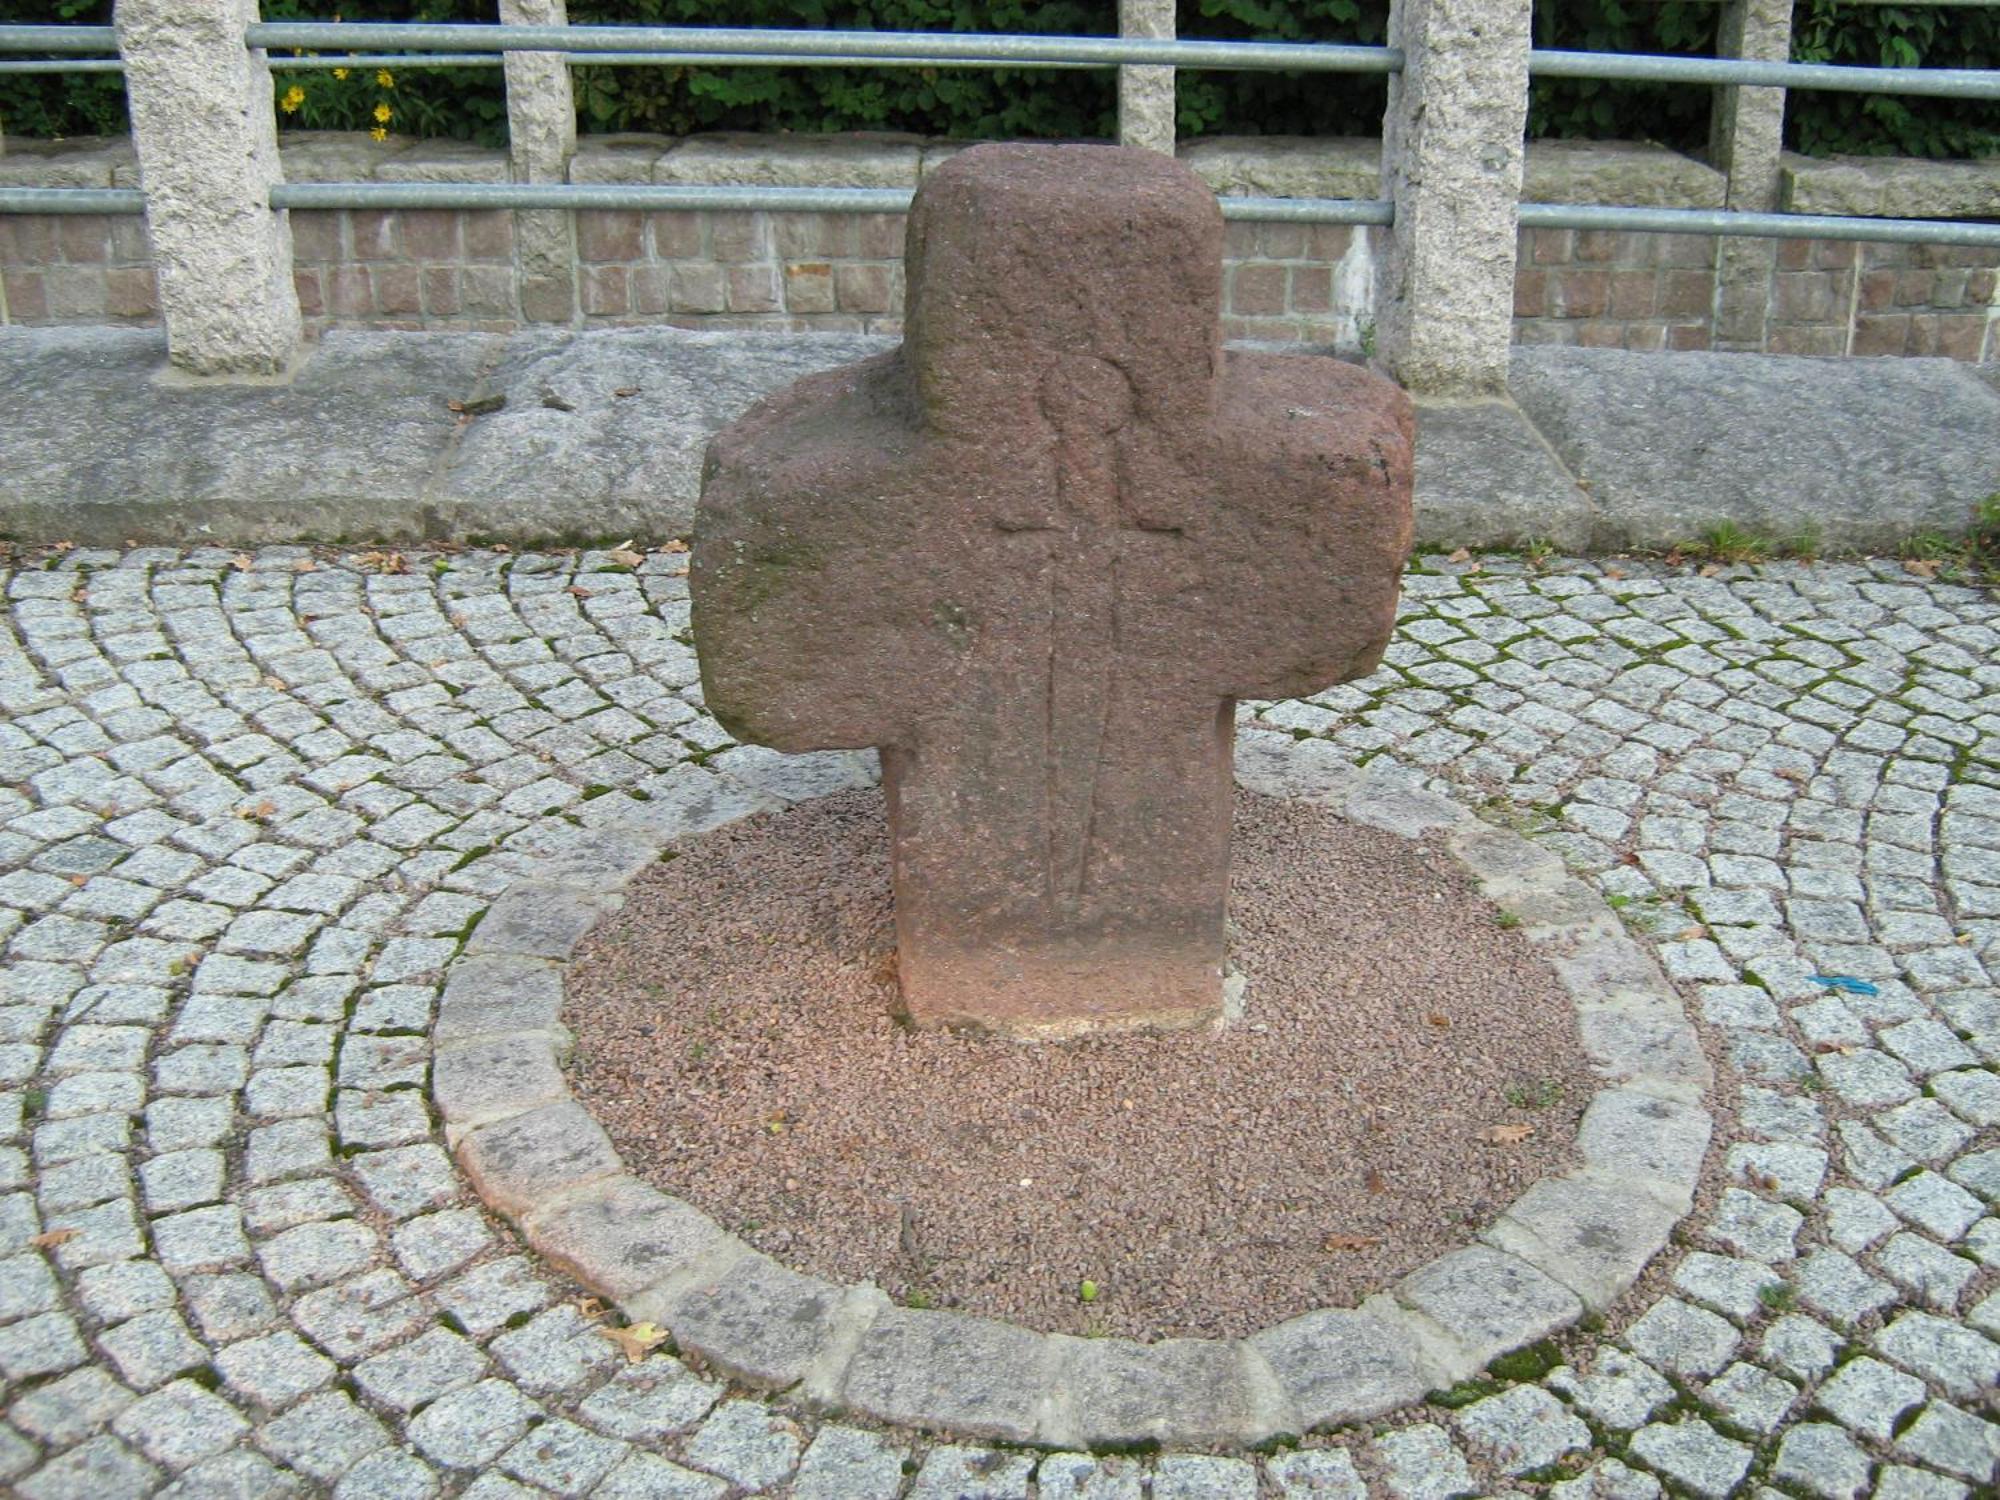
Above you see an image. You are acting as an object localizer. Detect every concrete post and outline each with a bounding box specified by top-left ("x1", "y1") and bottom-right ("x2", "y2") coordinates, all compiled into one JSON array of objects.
[
  {"x1": 1117, "y1": 0, "x2": 1176, "y2": 154},
  {"x1": 502, "y1": 0, "x2": 578, "y2": 323},
  {"x1": 1709, "y1": 0, "x2": 1790, "y2": 350},
  {"x1": 114, "y1": 0, "x2": 300, "y2": 375},
  {"x1": 1375, "y1": 0, "x2": 1531, "y2": 395}
]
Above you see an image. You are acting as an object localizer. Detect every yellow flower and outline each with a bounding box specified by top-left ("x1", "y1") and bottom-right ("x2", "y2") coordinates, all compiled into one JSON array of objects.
[
  {"x1": 280, "y1": 85, "x2": 306, "y2": 114},
  {"x1": 373, "y1": 102, "x2": 393, "y2": 124},
  {"x1": 333, "y1": 66, "x2": 349, "y2": 80},
  {"x1": 376, "y1": 69, "x2": 394, "y2": 88},
  {"x1": 370, "y1": 126, "x2": 388, "y2": 142}
]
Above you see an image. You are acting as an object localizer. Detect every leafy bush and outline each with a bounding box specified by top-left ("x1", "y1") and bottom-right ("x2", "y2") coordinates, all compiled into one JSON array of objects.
[{"x1": 0, "y1": 0, "x2": 1991, "y2": 159}]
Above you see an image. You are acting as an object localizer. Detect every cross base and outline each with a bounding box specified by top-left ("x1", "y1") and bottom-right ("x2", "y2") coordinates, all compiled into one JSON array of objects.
[{"x1": 894, "y1": 935, "x2": 1225, "y2": 1041}]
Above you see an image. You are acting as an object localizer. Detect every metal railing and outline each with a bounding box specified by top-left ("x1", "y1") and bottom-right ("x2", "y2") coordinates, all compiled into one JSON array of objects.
[
  {"x1": 4, "y1": 20, "x2": 1993, "y2": 236},
  {"x1": 1, "y1": 11, "x2": 1995, "y2": 375}
]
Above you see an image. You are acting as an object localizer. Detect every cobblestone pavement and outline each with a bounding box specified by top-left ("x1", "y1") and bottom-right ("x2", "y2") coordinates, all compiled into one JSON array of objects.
[{"x1": 0, "y1": 544, "x2": 1994, "y2": 1499}]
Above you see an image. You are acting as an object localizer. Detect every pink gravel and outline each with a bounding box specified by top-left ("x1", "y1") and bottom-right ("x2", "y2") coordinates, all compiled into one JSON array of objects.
[{"x1": 566, "y1": 787, "x2": 1590, "y2": 1340}]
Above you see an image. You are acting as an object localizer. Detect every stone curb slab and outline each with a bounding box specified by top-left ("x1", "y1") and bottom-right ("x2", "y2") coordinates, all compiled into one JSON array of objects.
[
  {"x1": 6, "y1": 326, "x2": 1988, "y2": 552},
  {"x1": 426, "y1": 735, "x2": 1710, "y2": 1448}
]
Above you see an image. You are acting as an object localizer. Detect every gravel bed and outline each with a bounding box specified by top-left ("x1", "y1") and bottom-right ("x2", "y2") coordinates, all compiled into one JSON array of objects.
[{"x1": 567, "y1": 786, "x2": 1591, "y2": 1340}]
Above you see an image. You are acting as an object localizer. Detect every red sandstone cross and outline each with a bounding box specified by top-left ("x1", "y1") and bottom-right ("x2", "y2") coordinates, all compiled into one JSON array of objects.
[{"x1": 692, "y1": 144, "x2": 1414, "y2": 1038}]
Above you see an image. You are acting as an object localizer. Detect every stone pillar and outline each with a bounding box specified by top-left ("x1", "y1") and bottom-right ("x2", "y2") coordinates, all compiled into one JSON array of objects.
[
  {"x1": 503, "y1": 0, "x2": 578, "y2": 323},
  {"x1": 1375, "y1": 0, "x2": 1531, "y2": 395},
  {"x1": 1117, "y1": 0, "x2": 1175, "y2": 154},
  {"x1": 114, "y1": 0, "x2": 300, "y2": 375},
  {"x1": 1709, "y1": 0, "x2": 1790, "y2": 350}
]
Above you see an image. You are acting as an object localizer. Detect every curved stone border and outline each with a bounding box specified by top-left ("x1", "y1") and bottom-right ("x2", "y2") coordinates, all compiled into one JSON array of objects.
[{"x1": 432, "y1": 734, "x2": 1714, "y2": 1449}]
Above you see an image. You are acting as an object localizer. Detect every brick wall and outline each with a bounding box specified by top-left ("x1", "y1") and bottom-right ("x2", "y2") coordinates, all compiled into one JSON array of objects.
[{"x1": 3, "y1": 136, "x2": 1996, "y2": 361}]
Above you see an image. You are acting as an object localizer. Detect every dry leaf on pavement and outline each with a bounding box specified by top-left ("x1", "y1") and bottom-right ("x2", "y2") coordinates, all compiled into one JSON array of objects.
[
  {"x1": 1323, "y1": 1232, "x2": 1383, "y2": 1252},
  {"x1": 598, "y1": 1321, "x2": 670, "y2": 1363},
  {"x1": 1478, "y1": 1123, "x2": 1536, "y2": 1146}
]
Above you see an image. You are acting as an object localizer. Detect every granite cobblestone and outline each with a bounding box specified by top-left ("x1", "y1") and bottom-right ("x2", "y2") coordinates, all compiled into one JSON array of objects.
[{"x1": 0, "y1": 548, "x2": 1995, "y2": 1496}]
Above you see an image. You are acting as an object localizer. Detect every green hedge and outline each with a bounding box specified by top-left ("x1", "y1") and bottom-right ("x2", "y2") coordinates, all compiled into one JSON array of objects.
[{"x1": 1, "y1": 1, "x2": 1993, "y2": 159}]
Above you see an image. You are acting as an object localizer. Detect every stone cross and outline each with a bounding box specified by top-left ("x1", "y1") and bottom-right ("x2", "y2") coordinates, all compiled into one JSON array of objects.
[{"x1": 692, "y1": 143, "x2": 1414, "y2": 1038}]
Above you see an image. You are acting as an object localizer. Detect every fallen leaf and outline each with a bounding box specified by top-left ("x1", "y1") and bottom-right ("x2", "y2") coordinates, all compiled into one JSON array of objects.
[
  {"x1": 1364, "y1": 1169, "x2": 1388, "y2": 1195},
  {"x1": 231, "y1": 553, "x2": 253, "y2": 571},
  {"x1": 1815, "y1": 1041, "x2": 1856, "y2": 1056},
  {"x1": 1604, "y1": 566, "x2": 1626, "y2": 581},
  {"x1": 29, "y1": 1227, "x2": 80, "y2": 1248},
  {"x1": 597, "y1": 1321, "x2": 670, "y2": 1364},
  {"x1": 613, "y1": 386, "x2": 640, "y2": 398},
  {"x1": 1323, "y1": 1233, "x2": 1383, "y2": 1252},
  {"x1": 660, "y1": 539, "x2": 691, "y2": 554},
  {"x1": 291, "y1": 557, "x2": 318, "y2": 573},
  {"x1": 567, "y1": 586, "x2": 594, "y2": 599},
  {"x1": 1426, "y1": 1012, "x2": 1451, "y2": 1029},
  {"x1": 1775, "y1": 767, "x2": 1809, "y2": 784},
  {"x1": 51, "y1": 540, "x2": 74, "y2": 553},
  {"x1": 1677, "y1": 925, "x2": 1706, "y2": 942},
  {"x1": 607, "y1": 549, "x2": 645, "y2": 569},
  {"x1": 68, "y1": 875, "x2": 88, "y2": 887},
  {"x1": 1698, "y1": 563, "x2": 1722, "y2": 577},
  {"x1": 1445, "y1": 547, "x2": 1471, "y2": 563},
  {"x1": 1903, "y1": 558, "x2": 1941, "y2": 578},
  {"x1": 574, "y1": 1296, "x2": 606, "y2": 1322},
  {"x1": 1478, "y1": 1123, "x2": 1536, "y2": 1146}
]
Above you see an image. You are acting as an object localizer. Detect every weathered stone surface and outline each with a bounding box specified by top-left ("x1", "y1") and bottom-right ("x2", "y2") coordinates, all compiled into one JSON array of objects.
[
  {"x1": 1411, "y1": 398, "x2": 1598, "y2": 553},
  {"x1": 634, "y1": 1249, "x2": 859, "y2": 1390},
  {"x1": 464, "y1": 883, "x2": 610, "y2": 960},
  {"x1": 1118, "y1": 0, "x2": 1176, "y2": 154},
  {"x1": 455, "y1": 1100, "x2": 621, "y2": 1219},
  {"x1": 432, "y1": 1034, "x2": 567, "y2": 1135},
  {"x1": 1483, "y1": 1175, "x2": 1683, "y2": 1311},
  {"x1": 1511, "y1": 347, "x2": 2000, "y2": 552},
  {"x1": 1575, "y1": 1089, "x2": 1712, "y2": 1211},
  {"x1": 1248, "y1": 1307, "x2": 1427, "y2": 1430},
  {"x1": 434, "y1": 956, "x2": 565, "y2": 1048},
  {"x1": 692, "y1": 143, "x2": 1413, "y2": 1037},
  {"x1": 1378, "y1": 0, "x2": 1532, "y2": 393},
  {"x1": 0, "y1": 328, "x2": 496, "y2": 544},
  {"x1": 836, "y1": 1308, "x2": 1055, "y2": 1442},
  {"x1": 1783, "y1": 152, "x2": 2000, "y2": 221},
  {"x1": 1391, "y1": 1246, "x2": 1584, "y2": 1382},
  {"x1": 1179, "y1": 137, "x2": 1381, "y2": 203},
  {"x1": 115, "y1": 0, "x2": 299, "y2": 374},
  {"x1": 520, "y1": 1176, "x2": 730, "y2": 1300},
  {"x1": 1231, "y1": 731, "x2": 1362, "y2": 806},
  {"x1": 1522, "y1": 140, "x2": 1725, "y2": 209},
  {"x1": 656, "y1": 132, "x2": 926, "y2": 188},
  {"x1": 444, "y1": 328, "x2": 889, "y2": 539},
  {"x1": 1047, "y1": 1337, "x2": 1280, "y2": 1449}
]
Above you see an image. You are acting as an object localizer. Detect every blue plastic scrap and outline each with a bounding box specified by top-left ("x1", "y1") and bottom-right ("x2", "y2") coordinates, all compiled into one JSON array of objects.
[{"x1": 1807, "y1": 974, "x2": 1880, "y2": 996}]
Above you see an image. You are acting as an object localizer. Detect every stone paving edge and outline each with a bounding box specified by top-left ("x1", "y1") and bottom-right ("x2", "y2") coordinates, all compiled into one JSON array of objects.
[{"x1": 430, "y1": 731, "x2": 1713, "y2": 1449}]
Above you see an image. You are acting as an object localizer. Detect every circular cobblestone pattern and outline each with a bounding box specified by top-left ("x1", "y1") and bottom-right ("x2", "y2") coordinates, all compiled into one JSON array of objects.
[{"x1": 0, "y1": 543, "x2": 1993, "y2": 1499}]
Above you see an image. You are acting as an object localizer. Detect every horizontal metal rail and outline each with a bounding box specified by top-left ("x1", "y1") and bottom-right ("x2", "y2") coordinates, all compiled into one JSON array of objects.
[
  {"x1": 0, "y1": 57, "x2": 122, "y2": 73},
  {"x1": 247, "y1": 23, "x2": 1403, "y2": 75},
  {"x1": 0, "y1": 188, "x2": 145, "y2": 214},
  {"x1": 4, "y1": 184, "x2": 1994, "y2": 253},
  {"x1": 0, "y1": 52, "x2": 1100, "y2": 75},
  {"x1": 266, "y1": 181, "x2": 1400, "y2": 225},
  {"x1": 0, "y1": 24, "x2": 116, "y2": 53},
  {"x1": 273, "y1": 182, "x2": 918, "y2": 215},
  {"x1": 1520, "y1": 202, "x2": 2000, "y2": 248},
  {"x1": 1530, "y1": 47, "x2": 2000, "y2": 99}
]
